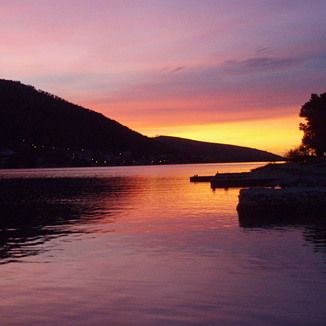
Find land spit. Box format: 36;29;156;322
191;159;326;225
237;159;326;225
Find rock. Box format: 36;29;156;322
237;187;326;226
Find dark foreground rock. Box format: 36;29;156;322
237;187;326;226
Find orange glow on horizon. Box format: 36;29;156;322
1;1;323;159
138;116;302;156
80;96;303;156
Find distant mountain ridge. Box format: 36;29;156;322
0;79;283;168
156;136;284;163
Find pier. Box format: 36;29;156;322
190;172;278;188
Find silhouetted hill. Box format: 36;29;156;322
0;79;283;168
0;79;176;167
0;79;171;152
155;136;284;163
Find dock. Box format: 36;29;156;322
190;160;326;189
190;172;277;188
210;173;277;188
190;175;213;182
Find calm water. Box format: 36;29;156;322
0;163;325;326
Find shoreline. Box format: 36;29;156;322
237;159;326;225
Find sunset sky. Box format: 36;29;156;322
1;0;325;155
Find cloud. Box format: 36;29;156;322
255;46;273;56
2;0;325;145
171;66;187;73
80;50;325;132
220;56;304;75
98;53;318;103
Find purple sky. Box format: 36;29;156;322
1;0;325;154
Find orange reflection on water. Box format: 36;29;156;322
0;164;325;326
89;175;241;237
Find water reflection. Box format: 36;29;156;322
240;218;326;261
0;165;325;326
0;177;136;263
303;225;326;259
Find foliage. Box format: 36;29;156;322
284;144;312;161
299;93;326;157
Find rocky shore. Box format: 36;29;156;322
237;159;326;225
247;159;326;188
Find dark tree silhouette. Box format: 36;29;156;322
299;93;326;157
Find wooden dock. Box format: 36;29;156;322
190;175;213;182
190;172;277;188
210;176;277;188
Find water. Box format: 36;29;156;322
0;163;325;326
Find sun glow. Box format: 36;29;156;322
1;1;324;158
140;116;302;156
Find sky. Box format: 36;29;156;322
1;0;325;155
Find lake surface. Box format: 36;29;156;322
0;163;325;326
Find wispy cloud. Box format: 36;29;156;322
255;46;273;56
171;66;187;73
1;0;325;153
220;56;304;75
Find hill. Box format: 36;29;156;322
156;136;284;163
0;79;283;168
0;79;176;167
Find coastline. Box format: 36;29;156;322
237;159;326;225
